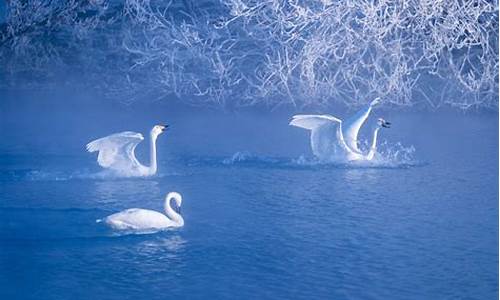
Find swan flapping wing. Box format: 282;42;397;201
289;114;341;129
86;131;144;170
290;114;344;160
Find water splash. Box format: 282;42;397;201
0;169;85;182
1;168;180;182
222;151;279;165
223;141;419;169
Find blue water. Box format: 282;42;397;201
0;103;498;299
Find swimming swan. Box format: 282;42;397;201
98;192;184;230
290;98;391;161
86;125;168;176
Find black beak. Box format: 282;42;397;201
162;124;169;132
382;122;391;128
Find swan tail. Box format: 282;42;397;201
96;218;103;223
289;114;341;130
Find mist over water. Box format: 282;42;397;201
1;1;499;299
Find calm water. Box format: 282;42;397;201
0;106;498;299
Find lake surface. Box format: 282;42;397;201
0;106;498;299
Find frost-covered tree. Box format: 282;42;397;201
0;0;498;109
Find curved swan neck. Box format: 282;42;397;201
164;193;184;226
149;132;158;175
366;127;380;160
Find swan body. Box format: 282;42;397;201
86;125;168;176
99;192;184;230
290;98;390;161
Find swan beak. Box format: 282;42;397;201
161;125;169;132
382;122;391;128
172;201;181;214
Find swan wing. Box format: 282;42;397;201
290;114;341;129
342;99;378;153
290;114;347;159
86;131;144;170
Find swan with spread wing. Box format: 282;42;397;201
290;98;391;161
86;124;168;176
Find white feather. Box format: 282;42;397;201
86;131;144;170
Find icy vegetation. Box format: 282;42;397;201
0;0;498;109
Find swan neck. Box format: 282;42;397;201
367;127;380;160
164;194;184;226
149;132;158;174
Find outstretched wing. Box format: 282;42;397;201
86;131;144;170
342;98;379;153
290;114;341;130
290;115;345;159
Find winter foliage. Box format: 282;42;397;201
0;0;498;109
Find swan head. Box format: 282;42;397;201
377;118;391;128
151;124;169;137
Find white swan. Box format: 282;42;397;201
290;98;391;161
98;192;184;230
86;125;168;176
